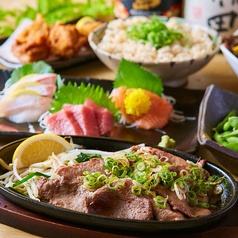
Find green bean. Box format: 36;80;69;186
228;116;238;129
224;143;238;152
223;129;238;138
223;121;232;131
213;131;227;145
226;136;238;143
215;110;236;133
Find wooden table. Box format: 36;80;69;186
0;53;237;237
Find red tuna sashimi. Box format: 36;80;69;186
44;109;84;135
84;98;113;135
110;87;173;130
20;73;57;85
63;104;100;136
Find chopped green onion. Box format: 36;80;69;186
154;195;167;208
136;161;146;172
187;191;199;206
12;172;50;187
135;172;147;184
83;171;107;190
213;185;223;195
132;185;141;195
108;177;125;190
8;186;29;197
141;180;152;195
198;201;210;209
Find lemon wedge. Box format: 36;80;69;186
6;82;42;96
76;16;96;30
9;89;41;98
18;74;39;82
12;134;73;168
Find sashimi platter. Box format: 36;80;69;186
0;60;204;152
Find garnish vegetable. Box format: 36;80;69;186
50;81;120;122
124;88;152;116
9;61;54;86
114;59;163;96
126;16;184;50
213;110;238;152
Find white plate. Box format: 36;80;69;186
0;19;96;69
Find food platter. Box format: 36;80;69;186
0;19;97;70
0;69;204;153
0;136;237;236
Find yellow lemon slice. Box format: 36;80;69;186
18;74;40;82
76;16;96;30
12;134;73;168
6;82;42;96
9;89;41;98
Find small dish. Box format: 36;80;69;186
88;17;221;87
198;84;238;175
220;43;238;77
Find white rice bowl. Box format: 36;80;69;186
89;16;221;87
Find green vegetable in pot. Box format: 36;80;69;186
213;110;238;152
215;110;236;133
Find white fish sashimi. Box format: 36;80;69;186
18;84;56;97
0;95;54;123
4;83;56;98
19;73;58;85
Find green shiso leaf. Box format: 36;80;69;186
114;59;163;96
10;61;54;86
50;81;120;122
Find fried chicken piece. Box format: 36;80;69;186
48;22;87;59
11;13;50;63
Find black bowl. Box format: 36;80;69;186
198;84;238;175
0;135;237;236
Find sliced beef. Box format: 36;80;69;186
37;159;106;212
44;109;84;135
168;165;188;179
131;146;209;180
196;159;207;168
37;175;89;213
168;164;209;181
56;158;106;178
130;146;190;167
63;104;100;136
85;179;153;220
149;198;186;221
84;98;114;135
190;205;211;217
36;146;214;221
155;184;211;218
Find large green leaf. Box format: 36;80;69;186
10;61;54;85
114;59;163;96
50;81;120;122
